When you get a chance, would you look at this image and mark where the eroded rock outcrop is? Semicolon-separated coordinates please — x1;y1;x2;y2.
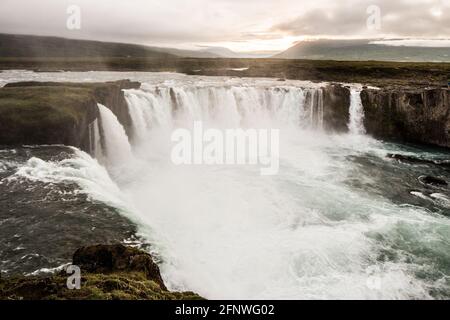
361;87;450;148
0;80;140;153
73;244;167;290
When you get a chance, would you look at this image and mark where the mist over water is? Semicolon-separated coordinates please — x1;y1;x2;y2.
104;77;448;299
1;71;449;299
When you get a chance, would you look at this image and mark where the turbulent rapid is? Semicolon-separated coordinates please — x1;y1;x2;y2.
0;71;449;299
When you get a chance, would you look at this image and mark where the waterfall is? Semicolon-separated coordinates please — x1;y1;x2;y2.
317;89;324;129
305;89;324;129
124;85;326;136
348;88;366;135
97;103;133;167
117;82;430;300
124;89;173;142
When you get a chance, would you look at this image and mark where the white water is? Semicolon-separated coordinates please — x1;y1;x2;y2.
97;103;133;168
124;84;326;131
96;81;437;299
7;148;128;211
348;88;366;135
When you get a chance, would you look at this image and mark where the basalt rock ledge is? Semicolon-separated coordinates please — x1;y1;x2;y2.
0;80;139;153
361;87;450;148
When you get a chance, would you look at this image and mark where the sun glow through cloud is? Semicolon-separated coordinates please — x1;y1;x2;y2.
0;0;449;52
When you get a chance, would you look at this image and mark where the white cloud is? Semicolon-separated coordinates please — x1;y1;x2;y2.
0;0;448;52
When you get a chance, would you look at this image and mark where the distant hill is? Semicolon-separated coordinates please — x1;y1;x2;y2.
0;33;222;59
196;47;277;58
275;39;450;62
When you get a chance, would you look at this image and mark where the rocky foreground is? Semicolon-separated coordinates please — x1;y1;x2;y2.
0;244;202;300
0;80;353;153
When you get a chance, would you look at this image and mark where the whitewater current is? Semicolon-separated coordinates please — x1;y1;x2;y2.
1;71;449;299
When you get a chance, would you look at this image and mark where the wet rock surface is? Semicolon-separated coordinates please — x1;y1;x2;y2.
361;88;450;148
418;175;448;187
73;244;167;290
323;84;351;132
387;153;450;169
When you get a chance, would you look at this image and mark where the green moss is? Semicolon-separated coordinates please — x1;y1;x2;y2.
0;85;99;146
0;271;203;300
0;86;94;123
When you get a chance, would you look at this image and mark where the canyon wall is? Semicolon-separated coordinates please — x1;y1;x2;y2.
0;80;139;153
3;79;448;153
361;87;450;148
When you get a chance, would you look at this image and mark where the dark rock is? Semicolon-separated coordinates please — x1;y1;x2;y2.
0;245;203;300
322;84;351;132
388;153;450;169
73;244;167;290
0;80;140;153
361;87;450;148
0;85;98;151
418;175;448;187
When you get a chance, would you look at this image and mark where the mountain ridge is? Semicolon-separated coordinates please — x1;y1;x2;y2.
275;39;450;62
0;33;223;59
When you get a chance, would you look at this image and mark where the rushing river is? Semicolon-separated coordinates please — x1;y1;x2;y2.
0;71;449;299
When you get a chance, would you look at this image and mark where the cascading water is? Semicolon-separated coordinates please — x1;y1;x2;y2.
88;118;104;162
124;85;324;131
101;81;446;300
97;103;133;168
348;88;366;135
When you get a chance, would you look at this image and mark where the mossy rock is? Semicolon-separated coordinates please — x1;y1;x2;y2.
0;244;203;300
0;80;140;150
0;86;97;146
0;272;202;300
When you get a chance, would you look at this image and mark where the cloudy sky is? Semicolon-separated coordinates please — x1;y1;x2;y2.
0;0;449;52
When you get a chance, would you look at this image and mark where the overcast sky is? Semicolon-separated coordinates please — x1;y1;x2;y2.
0;0;449;52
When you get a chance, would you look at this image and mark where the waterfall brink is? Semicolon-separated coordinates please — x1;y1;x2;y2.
316;89;324;129
348;88;366;135
97;103;133;167
124;85;327;137
305;89;324;129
